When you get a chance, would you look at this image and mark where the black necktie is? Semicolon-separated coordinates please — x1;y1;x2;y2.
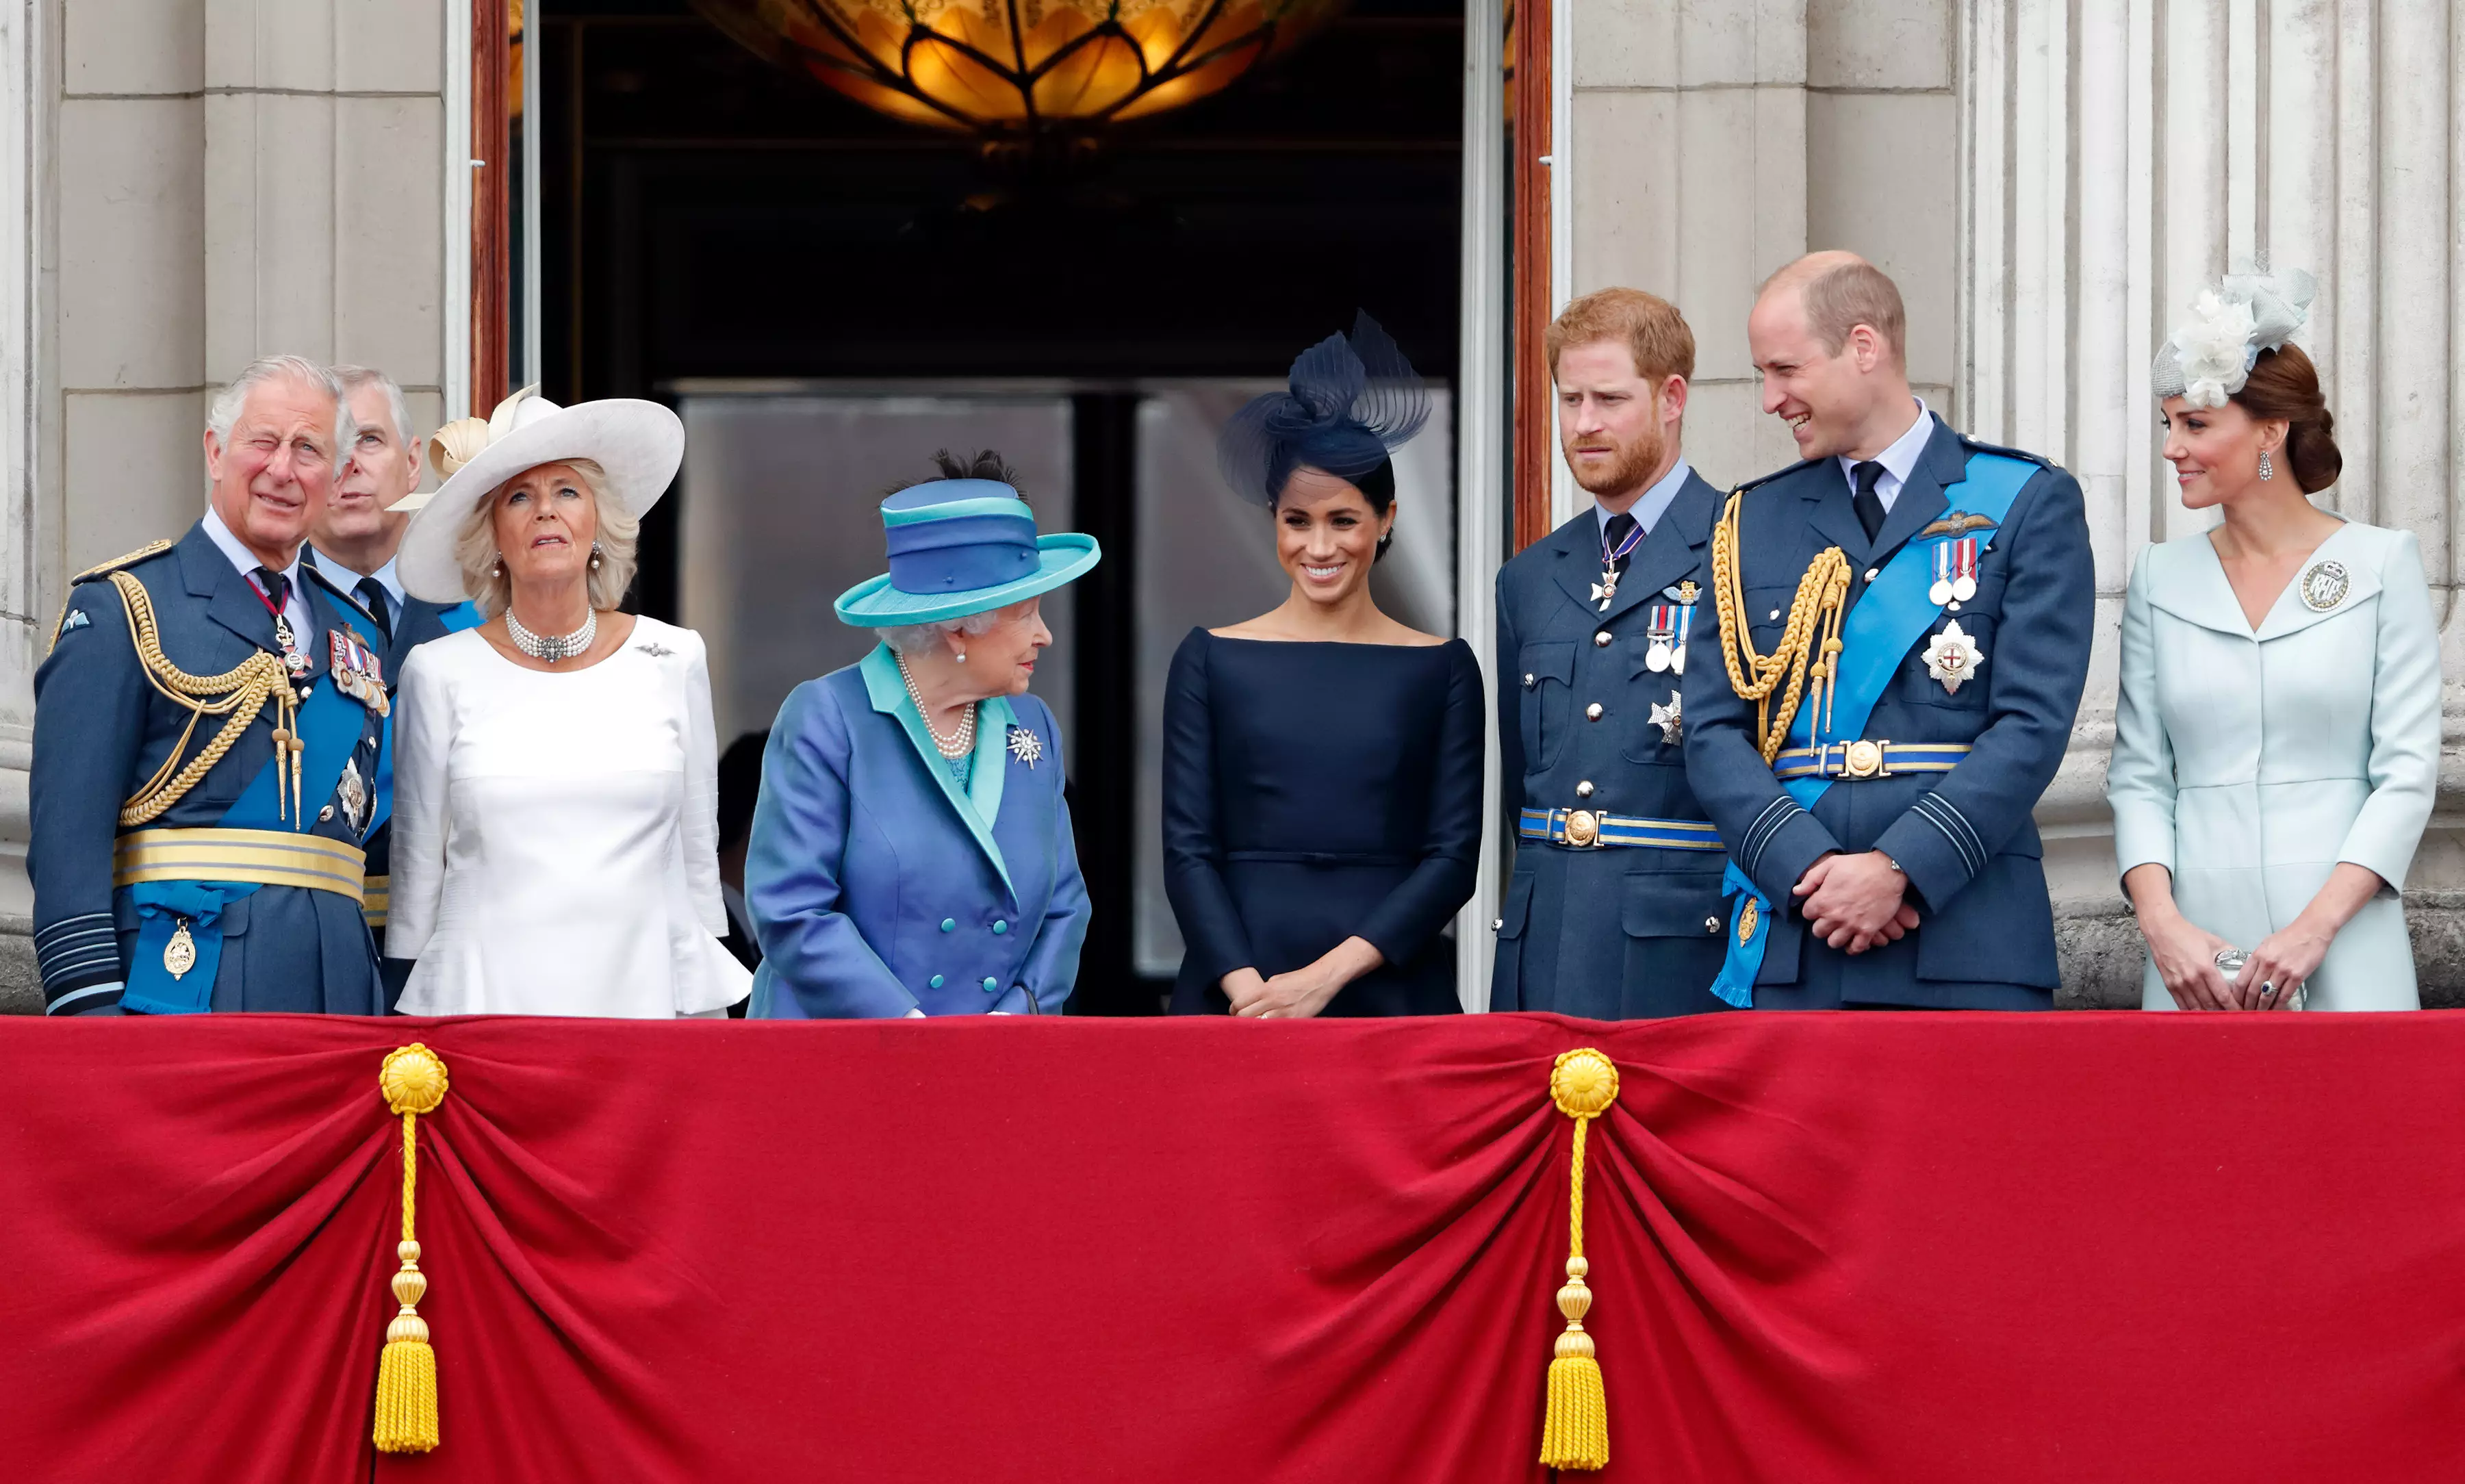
1851;461;1887;542
355;576;395;647
252;567;290;624
1602;511;1639;576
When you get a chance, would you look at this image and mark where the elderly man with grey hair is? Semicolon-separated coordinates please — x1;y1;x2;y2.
27;354;392;1015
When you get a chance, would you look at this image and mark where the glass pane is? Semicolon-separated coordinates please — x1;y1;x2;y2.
675;394;1077;756
1130;383;1455;980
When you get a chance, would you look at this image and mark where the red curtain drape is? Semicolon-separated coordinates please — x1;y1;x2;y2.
4;1011;2464;1481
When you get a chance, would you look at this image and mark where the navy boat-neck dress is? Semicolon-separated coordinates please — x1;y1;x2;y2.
1162;628;1484;1015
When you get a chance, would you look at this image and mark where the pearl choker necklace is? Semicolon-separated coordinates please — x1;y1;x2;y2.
894;652;977;758
506;607;596;663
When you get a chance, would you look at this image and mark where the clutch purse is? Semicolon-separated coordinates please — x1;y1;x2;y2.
2212;947;2306;1011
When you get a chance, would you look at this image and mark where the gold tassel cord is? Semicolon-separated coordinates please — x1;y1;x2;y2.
105;571;298;827
373;1044;449;1455
1709;492;1852;762
1539;1047;1620;1472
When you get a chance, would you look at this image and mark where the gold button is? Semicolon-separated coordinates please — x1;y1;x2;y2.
1575;780;1594;798
1585;702;1603;720
1865;567;1880;583
1594;631;1611;647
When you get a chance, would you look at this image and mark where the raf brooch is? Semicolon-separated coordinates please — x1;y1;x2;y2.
1924;620;1986;695
1006;724;1043;769
2299;559;2349;612
635;641;674;657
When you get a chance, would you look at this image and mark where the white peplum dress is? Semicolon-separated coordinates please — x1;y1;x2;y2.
387;615;752;1016
2107;520;2441;1010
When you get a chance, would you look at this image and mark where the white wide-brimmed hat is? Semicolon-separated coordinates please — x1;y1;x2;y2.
392;385;684;603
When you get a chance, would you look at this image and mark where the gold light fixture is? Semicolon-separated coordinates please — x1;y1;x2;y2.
693;0;1346;136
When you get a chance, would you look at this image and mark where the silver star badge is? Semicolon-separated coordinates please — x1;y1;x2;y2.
1589;578;1615;611
1006;724;1043;769
1650;691;1683;745
1923;619;1986;695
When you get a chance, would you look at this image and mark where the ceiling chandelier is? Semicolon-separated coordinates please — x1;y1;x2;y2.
693;0;1346;138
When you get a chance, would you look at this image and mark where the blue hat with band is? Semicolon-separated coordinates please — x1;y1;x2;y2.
833;478;1102;627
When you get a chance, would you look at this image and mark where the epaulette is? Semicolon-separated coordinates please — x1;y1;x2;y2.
1955;433;2057;469
70;539;173;584
1730;457;1824;497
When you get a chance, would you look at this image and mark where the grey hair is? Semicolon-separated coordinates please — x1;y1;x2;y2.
206;355;353;457
450;458;640;618
882;609;1008;656
331;364;414;450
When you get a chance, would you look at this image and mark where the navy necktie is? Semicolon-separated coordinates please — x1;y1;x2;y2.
1851;460;1887;543
355;576;395;647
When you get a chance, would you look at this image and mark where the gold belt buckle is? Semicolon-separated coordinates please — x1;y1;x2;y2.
1841;740;1890;780
1561;809;1603;847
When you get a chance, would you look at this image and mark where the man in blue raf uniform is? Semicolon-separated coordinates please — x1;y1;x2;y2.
305;365;481;973
1683;252;2093;1010
29;355;392;1015
1493;287;1735;1018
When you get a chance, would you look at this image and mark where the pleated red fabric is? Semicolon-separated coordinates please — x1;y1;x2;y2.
3;1011;2463;1482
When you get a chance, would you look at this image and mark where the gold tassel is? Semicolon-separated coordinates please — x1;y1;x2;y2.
1539;1047;1620;1471
373;1044;450;1455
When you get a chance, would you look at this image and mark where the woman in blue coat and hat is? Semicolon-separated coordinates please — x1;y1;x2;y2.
745;450;1099;1018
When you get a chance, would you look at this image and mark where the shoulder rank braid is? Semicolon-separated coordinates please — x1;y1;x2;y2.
1710;491;1852;762
101;570;307;828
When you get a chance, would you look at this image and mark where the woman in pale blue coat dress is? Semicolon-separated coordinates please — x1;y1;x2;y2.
745;452;1099;1018
2110;270;2440;1012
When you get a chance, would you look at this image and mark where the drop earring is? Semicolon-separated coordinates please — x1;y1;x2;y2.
589;540;602;570
490;552;503;578
954;651;967;663
2259;450;2275;482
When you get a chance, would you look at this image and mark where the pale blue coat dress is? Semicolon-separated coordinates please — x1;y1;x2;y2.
2108;520;2440;1010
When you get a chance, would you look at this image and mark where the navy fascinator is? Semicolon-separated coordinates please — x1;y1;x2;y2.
1217;311;1432;507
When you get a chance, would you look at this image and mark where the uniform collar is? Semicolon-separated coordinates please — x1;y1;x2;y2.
1593;457;1694;538
201;504;303;591
1835;398;1933;500
307;545;405;609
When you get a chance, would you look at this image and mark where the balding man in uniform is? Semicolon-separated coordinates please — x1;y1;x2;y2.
1683;252;2093;1010
30;355;392;1014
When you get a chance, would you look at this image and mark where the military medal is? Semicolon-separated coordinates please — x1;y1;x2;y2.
1659;589;1696;674
337;757;368;834
328;629;389;715
1923;619;1986;694
1929;539;1980;606
1646;604;1676;672
274;614;309;676
1006;724;1043;769
1650;690;1683;745
1594;517;1646;611
1737;898;1760;947
2299;559;2349;611
164;917;197;980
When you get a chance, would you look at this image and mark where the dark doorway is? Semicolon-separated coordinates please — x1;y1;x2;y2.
541;0;1465;1012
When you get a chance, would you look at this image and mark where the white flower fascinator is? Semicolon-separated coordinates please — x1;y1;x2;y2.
2152;268;2316;408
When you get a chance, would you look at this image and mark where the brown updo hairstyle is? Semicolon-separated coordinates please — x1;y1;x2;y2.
2230;343;2342;495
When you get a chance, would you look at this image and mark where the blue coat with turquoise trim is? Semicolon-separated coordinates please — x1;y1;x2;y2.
29;523;389;1014
744;645;1089;1017
1678;416;2094;1009
1492;468;1735;1019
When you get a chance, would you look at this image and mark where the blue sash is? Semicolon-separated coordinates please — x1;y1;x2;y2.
366;601;478;839
1707;452;2037;1006
120;675;374;1015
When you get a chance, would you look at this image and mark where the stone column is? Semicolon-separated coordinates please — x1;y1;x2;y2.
1961;0;2465;1001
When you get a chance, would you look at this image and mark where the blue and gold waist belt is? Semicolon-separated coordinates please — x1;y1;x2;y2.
1770;741;1972;782
1518;807;1723;851
113;827;367;904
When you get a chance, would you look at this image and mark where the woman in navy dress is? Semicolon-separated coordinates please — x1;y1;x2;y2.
1164;314;1484;1017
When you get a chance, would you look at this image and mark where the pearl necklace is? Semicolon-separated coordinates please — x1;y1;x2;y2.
894;652;976;758
505;606;597;664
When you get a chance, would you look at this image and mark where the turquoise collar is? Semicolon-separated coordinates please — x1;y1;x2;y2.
860;644;1015;899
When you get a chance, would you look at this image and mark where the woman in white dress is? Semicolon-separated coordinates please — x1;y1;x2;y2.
2109;270;2440;1012
381;389;751;1016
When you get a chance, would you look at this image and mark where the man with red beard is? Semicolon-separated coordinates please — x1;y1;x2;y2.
1491;288;1735;1019
28;356;391;1014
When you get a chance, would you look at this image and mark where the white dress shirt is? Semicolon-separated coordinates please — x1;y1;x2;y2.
308;546;405;632
201;505;314;648
1592;457;1695;542
1835;398;1934;513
